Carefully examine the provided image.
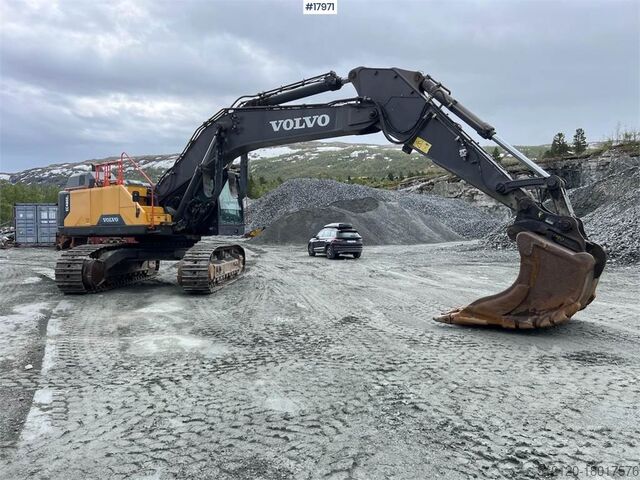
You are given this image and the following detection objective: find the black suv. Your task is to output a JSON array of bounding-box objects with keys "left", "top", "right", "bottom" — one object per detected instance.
[{"left": 308, "top": 223, "right": 363, "bottom": 259}]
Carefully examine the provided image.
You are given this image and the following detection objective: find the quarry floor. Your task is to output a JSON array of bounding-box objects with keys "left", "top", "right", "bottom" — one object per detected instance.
[{"left": 0, "top": 241, "right": 639, "bottom": 480}]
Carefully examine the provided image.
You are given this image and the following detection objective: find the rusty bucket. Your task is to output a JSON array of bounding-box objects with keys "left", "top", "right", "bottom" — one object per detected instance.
[{"left": 434, "top": 231, "right": 601, "bottom": 329}]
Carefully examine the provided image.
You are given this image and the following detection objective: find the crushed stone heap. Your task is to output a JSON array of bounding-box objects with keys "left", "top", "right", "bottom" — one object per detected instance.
[{"left": 247, "top": 178, "right": 500, "bottom": 245}]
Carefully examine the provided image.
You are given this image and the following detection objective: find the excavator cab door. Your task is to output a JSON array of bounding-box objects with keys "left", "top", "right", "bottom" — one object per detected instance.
[{"left": 216, "top": 179, "right": 245, "bottom": 236}]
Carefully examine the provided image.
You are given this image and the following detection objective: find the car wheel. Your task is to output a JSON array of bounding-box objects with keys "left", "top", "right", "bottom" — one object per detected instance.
[
  {"left": 308, "top": 244, "right": 316, "bottom": 256},
  {"left": 353, "top": 252, "right": 361, "bottom": 259},
  {"left": 326, "top": 245, "right": 337, "bottom": 259}
]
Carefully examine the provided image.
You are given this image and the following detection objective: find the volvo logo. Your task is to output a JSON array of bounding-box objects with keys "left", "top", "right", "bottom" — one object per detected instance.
[
  {"left": 269, "top": 114, "right": 330, "bottom": 132},
  {"left": 98, "top": 214, "right": 124, "bottom": 225}
]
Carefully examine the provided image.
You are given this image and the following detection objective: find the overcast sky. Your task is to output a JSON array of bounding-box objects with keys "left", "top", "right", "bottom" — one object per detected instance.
[{"left": 1, "top": 0, "right": 638, "bottom": 172}]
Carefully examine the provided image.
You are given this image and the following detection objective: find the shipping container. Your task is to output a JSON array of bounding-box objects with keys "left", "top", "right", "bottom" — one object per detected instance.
[{"left": 14, "top": 203, "right": 58, "bottom": 247}]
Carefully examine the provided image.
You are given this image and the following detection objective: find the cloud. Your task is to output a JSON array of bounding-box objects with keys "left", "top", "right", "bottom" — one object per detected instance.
[{"left": 1, "top": 0, "right": 638, "bottom": 171}]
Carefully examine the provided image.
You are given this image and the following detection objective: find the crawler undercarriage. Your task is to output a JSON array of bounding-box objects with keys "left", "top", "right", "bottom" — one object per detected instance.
[{"left": 55, "top": 239, "right": 245, "bottom": 294}]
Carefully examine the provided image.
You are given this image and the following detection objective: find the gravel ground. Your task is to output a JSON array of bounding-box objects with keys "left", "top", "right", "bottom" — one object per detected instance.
[
  {"left": 1, "top": 244, "right": 639, "bottom": 479},
  {"left": 247, "top": 179, "right": 500, "bottom": 242}
]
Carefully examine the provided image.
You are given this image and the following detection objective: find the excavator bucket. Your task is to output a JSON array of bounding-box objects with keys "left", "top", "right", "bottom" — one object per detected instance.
[{"left": 434, "top": 231, "right": 600, "bottom": 329}]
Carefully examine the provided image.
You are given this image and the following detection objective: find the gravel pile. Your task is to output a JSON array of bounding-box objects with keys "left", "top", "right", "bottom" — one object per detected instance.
[
  {"left": 483, "top": 165, "right": 640, "bottom": 264},
  {"left": 247, "top": 178, "right": 500, "bottom": 245},
  {"left": 579, "top": 166, "right": 640, "bottom": 264},
  {"left": 482, "top": 224, "right": 514, "bottom": 250}
]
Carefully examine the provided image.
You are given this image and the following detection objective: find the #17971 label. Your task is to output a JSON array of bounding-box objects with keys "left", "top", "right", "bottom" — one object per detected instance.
[{"left": 303, "top": 0, "right": 337, "bottom": 15}]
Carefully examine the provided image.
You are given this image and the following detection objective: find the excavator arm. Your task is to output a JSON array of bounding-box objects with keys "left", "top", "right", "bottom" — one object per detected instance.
[{"left": 154, "top": 66, "right": 606, "bottom": 328}]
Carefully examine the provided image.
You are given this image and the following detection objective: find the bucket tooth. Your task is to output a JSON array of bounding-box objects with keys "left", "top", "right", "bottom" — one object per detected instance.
[{"left": 434, "top": 231, "right": 599, "bottom": 329}]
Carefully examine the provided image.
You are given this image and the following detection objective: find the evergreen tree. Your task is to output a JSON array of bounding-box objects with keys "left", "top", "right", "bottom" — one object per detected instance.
[
  {"left": 492, "top": 147, "right": 501, "bottom": 163},
  {"left": 572, "top": 128, "right": 588, "bottom": 154},
  {"left": 387, "top": 171, "right": 395, "bottom": 181},
  {"left": 258, "top": 176, "right": 267, "bottom": 185},
  {"left": 0, "top": 182, "right": 60, "bottom": 223},
  {"left": 247, "top": 177, "right": 258, "bottom": 198},
  {"left": 550, "top": 132, "right": 569, "bottom": 156}
]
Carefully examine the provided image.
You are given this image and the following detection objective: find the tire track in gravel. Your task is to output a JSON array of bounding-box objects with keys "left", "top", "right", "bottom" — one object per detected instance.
[
  {"left": 272, "top": 247, "right": 640, "bottom": 478},
  {"left": 232, "top": 246, "right": 636, "bottom": 477},
  {"left": 3, "top": 243, "right": 639, "bottom": 480},
  {"left": 0, "top": 249, "right": 63, "bottom": 458}
]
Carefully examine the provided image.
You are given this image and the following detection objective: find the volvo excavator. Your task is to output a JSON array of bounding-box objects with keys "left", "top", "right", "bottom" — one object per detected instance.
[{"left": 54, "top": 67, "right": 607, "bottom": 329}]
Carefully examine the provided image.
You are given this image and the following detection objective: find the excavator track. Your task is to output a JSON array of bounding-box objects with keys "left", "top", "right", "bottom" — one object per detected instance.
[
  {"left": 55, "top": 243, "right": 159, "bottom": 294},
  {"left": 178, "top": 243, "right": 245, "bottom": 294}
]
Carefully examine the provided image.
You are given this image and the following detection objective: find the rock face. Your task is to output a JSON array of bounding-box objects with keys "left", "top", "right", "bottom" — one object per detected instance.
[
  {"left": 481, "top": 149, "right": 640, "bottom": 264},
  {"left": 398, "top": 149, "right": 640, "bottom": 220},
  {"left": 542, "top": 151, "right": 640, "bottom": 188},
  {"left": 578, "top": 166, "right": 640, "bottom": 264},
  {"left": 400, "top": 175, "right": 511, "bottom": 219},
  {"left": 247, "top": 178, "right": 501, "bottom": 245}
]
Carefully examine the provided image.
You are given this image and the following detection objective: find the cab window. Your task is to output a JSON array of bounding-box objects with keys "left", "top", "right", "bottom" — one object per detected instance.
[{"left": 218, "top": 181, "right": 243, "bottom": 224}]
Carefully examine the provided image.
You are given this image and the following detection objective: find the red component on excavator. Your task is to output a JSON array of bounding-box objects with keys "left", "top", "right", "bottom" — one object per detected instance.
[
  {"left": 434, "top": 231, "right": 599, "bottom": 329},
  {"left": 93, "top": 158, "right": 124, "bottom": 187}
]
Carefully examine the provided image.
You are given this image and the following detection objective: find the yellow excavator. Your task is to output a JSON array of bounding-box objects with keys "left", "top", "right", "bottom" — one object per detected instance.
[{"left": 55, "top": 67, "right": 606, "bottom": 329}]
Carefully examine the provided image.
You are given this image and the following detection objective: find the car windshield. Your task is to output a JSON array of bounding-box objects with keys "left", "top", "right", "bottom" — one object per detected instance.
[{"left": 337, "top": 230, "right": 361, "bottom": 239}]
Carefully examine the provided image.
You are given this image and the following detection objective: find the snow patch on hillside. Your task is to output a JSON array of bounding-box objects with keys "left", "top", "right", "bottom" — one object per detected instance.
[
  {"left": 249, "top": 147, "right": 299, "bottom": 160},
  {"left": 146, "top": 159, "right": 177, "bottom": 170},
  {"left": 4, "top": 141, "right": 404, "bottom": 187},
  {"left": 315, "top": 146, "right": 342, "bottom": 152}
]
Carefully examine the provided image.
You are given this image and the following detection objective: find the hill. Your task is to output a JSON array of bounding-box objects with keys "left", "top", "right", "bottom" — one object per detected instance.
[{"left": 2, "top": 140, "right": 585, "bottom": 191}]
